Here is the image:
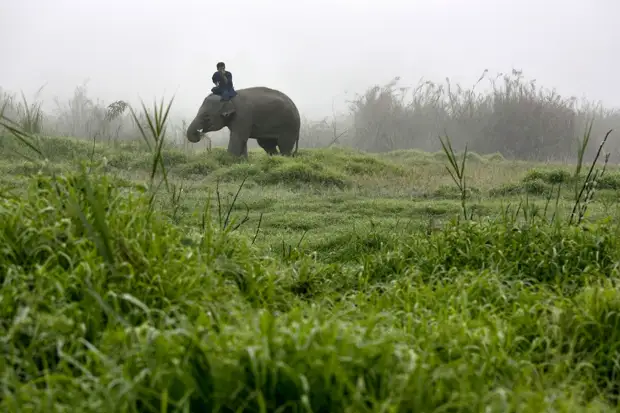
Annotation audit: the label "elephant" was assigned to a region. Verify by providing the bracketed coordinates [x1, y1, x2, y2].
[186, 86, 301, 157]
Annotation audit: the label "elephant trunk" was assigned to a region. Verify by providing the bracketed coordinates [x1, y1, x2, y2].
[186, 118, 203, 143]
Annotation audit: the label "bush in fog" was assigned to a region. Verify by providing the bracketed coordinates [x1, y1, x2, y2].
[347, 69, 620, 161]
[0, 83, 192, 146]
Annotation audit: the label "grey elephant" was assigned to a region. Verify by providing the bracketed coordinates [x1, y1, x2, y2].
[186, 86, 301, 157]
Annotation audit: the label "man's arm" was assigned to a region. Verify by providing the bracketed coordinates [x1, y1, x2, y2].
[219, 70, 228, 84]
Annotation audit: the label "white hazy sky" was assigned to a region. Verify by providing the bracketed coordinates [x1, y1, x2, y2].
[1, 0, 618, 120]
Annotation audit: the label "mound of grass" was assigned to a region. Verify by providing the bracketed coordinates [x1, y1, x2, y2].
[523, 168, 573, 185]
[380, 148, 446, 165]
[176, 158, 220, 177]
[431, 149, 486, 163]
[489, 178, 555, 197]
[431, 184, 481, 199]
[382, 148, 504, 167]
[214, 162, 264, 182]
[343, 154, 407, 175]
[490, 166, 620, 197]
[0, 134, 97, 162]
[309, 227, 403, 263]
[521, 168, 620, 191]
[595, 172, 620, 190]
[212, 155, 352, 189]
[300, 147, 408, 176]
[0, 160, 66, 176]
[484, 151, 506, 161]
[257, 161, 350, 188]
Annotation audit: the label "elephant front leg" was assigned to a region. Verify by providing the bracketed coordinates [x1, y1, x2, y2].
[227, 130, 250, 158]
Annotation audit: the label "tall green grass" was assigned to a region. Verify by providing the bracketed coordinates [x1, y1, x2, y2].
[2, 100, 620, 412]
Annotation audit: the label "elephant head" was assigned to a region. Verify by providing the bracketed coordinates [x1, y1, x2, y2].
[186, 94, 237, 143]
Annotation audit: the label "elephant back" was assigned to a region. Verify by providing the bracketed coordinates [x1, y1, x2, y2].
[240, 87, 301, 137]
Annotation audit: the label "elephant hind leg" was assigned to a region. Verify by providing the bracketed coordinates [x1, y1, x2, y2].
[277, 134, 299, 156]
[256, 138, 279, 155]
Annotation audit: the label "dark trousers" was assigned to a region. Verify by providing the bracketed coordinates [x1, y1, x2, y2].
[211, 86, 238, 101]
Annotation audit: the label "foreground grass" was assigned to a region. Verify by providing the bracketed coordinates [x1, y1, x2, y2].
[2, 132, 620, 411]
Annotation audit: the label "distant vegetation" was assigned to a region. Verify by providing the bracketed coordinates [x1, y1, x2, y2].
[3, 68, 620, 161]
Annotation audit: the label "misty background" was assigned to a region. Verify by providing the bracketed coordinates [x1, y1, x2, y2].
[1, 0, 619, 160]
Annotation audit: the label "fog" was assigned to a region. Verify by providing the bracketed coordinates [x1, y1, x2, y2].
[1, 0, 620, 159]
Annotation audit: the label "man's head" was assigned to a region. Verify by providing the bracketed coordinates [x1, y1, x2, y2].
[216, 62, 225, 71]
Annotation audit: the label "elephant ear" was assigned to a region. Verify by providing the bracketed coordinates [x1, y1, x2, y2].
[220, 100, 236, 118]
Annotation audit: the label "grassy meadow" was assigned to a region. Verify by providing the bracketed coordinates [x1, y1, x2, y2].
[2, 112, 620, 412]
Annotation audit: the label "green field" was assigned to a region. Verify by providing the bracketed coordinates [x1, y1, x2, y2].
[3, 129, 620, 412]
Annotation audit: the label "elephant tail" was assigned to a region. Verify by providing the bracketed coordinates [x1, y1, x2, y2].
[293, 134, 299, 156]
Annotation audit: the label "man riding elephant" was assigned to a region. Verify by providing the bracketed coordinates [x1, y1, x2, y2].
[186, 86, 300, 158]
[211, 61, 237, 101]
